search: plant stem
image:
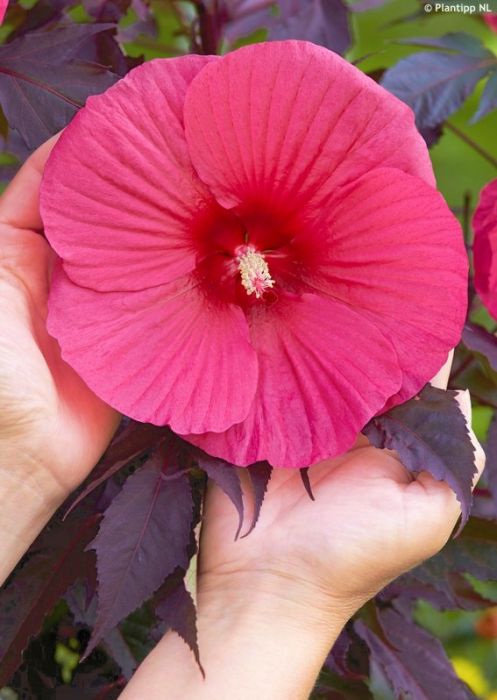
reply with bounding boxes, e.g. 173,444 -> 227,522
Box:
445,121 -> 497,170
462,189 -> 472,245
194,0 -> 221,54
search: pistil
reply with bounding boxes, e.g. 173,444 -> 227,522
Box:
237,247 -> 275,299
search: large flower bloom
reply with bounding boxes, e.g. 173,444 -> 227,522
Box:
473,178 -> 497,319
41,41 -> 467,468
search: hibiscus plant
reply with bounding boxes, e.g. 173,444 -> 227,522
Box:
1,1 -> 497,699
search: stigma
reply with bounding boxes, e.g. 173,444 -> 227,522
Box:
237,247 -> 275,299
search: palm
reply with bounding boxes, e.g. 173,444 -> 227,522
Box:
0,225 -> 118,492
200,442 -> 461,602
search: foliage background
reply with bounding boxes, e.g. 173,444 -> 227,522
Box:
1,0 -> 497,698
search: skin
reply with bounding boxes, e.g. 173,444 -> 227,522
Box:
0,139 -> 485,699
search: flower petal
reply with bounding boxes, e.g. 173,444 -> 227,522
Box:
41,56 -> 218,292
473,178 -> 497,319
48,264 -> 258,433
309,167 -> 467,408
183,40 -> 434,212
185,293 -> 403,467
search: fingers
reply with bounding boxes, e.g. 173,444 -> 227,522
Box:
0,134 -> 60,231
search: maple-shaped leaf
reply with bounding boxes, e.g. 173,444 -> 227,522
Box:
65,421 -> 169,518
65,582 -> 138,680
85,447 -> 194,657
363,385 -> 477,530
269,0 -> 351,55
196,452 -> 245,539
155,581 -> 202,673
381,33 -> 497,131
472,70 -> 497,122
0,23 -> 120,149
356,606 -> 476,700
314,672 -> 373,700
0,512 -> 99,686
83,0 -> 132,22
300,468 -> 315,501
326,625 -> 369,681
398,516 -> 497,608
6,1 -> 74,41
222,0 -> 275,42
223,0 -> 351,55
243,461 -> 272,536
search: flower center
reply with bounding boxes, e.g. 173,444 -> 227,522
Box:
236,246 -> 275,299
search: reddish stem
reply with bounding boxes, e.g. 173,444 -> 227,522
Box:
194,0 -> 221,54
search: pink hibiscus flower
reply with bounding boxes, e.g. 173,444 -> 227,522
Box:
473,178 -> 497,319
41,41 -> 467,468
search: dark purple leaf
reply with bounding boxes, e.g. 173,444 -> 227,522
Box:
80,0 -> 139,75
65,421 -> 168,519
300,468 -> 315,501
7,0 -> 77,40
382,577 -> 459,611
83,0 -> 132,22
197,454 -> 244,539
77,30 -> 136,77
398,32 -> 491,56
85,448 -> 193,657
0,513 -> 99,686
155,582 -> 202,673
485,414 -> 497,509
419,122 -> 444,148
243,461 -> 272,537
471,487 -> 497,520
0,124 -> 30,164
381,36 -> 496,130
102,628 -> 138,680
316,671 -> 373,700
326,628 -> 354,676
455,362 -> 497,407
0,23 -> 120,149
472,69 -> 497,122
462,322 -> 497,372
65,583 -> 137,680
404,516 -> 497,605
356,606 -> 476,700
56,673 -> 125,700
223,0 -> 275,42
131,0 -> 152,21
363,385 -> 477,530
270,0 -> 351,56
326,625 -> 369,680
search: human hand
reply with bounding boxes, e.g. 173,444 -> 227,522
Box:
0,138 -> 119,581
198,359 -> 485,629
122,361 -> 485,700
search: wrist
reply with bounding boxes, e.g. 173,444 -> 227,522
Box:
123,569 -> 358,700
0,449 -> 69,584
197,567 -> 360,644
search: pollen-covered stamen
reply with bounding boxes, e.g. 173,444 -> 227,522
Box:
237,247 -> 275,299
